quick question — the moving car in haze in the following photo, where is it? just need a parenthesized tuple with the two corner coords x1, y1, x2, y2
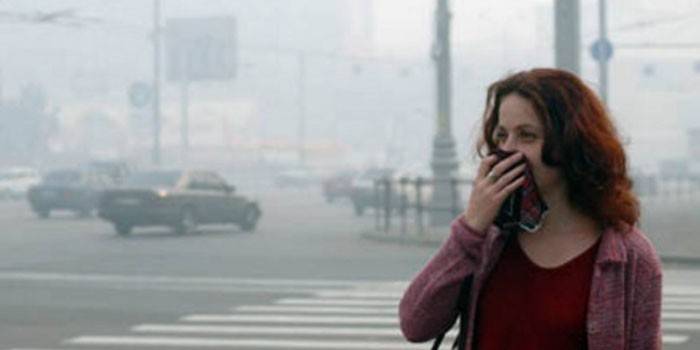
(97, 169, 262, 236)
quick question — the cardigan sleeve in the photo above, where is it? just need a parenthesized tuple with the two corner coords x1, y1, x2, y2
(398, 217, 489, 342)
(628, 268, 663, 350)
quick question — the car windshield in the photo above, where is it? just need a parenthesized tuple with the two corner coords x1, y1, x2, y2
(43, 171, 82, 185)
(124, 171, 181, 188)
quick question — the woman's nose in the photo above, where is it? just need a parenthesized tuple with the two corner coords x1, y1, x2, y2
(501, 136, 518, 152)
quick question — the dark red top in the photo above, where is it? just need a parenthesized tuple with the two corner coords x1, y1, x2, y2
(474, 235, 601, 350)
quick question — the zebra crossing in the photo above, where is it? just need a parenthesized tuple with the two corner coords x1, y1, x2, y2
(7, 278, 700, 349)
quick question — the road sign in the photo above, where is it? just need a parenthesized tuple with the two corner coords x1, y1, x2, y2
(166, 17, 237, 82)
(590, 38, 613, 62)
(128, 82, 152, 108)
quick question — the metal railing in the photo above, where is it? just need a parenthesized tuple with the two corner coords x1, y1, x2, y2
(370, 174, 700, 236)
(372, 176, 473, 235)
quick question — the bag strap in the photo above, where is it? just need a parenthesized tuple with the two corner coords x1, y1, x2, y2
(429, 274, 473, 350)
(431, 333, 446, 350)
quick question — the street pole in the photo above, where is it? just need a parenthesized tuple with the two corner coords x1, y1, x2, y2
(430, 0, 459, 226)
(180, 61, 190, 163)
(554, 0, 580, 74)
(152, 0, 162, 166)
(598, 0, 609, 105)
(297, 53, 306, 167)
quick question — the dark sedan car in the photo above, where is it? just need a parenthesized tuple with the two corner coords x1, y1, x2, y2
(27, 169, 117, 218)
(97, 170, 261, 236)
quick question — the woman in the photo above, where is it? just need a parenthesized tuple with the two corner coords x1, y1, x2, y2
(399, 68, 662, 350)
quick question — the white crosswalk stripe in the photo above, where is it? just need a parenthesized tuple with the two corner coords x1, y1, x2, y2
(181, 314, 399, 325)
(233, 305, 397, 314)
(132, 324, 439, 337)
(664, 334, 691, 344)
(58, 279, 426, 349)
(661, 287, 700, 345)
(8, 278, 700, 349)
(275, 298, 398, 306)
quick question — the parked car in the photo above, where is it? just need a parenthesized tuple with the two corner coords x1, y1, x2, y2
(350, 162, 475, 217)
(0, 167, 41, 200)
(349, 167, 400, 216)
(97, 169, 262, 236)
(321, 169, 358, 203)
(86, 160, 130, 185)
(27, 168, 118, 218)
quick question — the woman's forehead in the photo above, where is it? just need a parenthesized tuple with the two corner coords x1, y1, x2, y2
(497, 94, 542, 129)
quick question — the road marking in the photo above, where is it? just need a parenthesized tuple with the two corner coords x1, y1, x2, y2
(663, 286, 700, 296)
(663, 312, 700, 320)
(182, 314, 398, 325)
(234, 305, 397, 314)
(664, 304, 700, 311)
(315, 291, 402, 299)
(67, 336, 427, 349)
(276, 298, 398, 306)
(662, 334, 690, 344)
(0, 271, 397, 288)
(0, 272, 408, 295)
(133, 324, 458, 338)
(664, 297, 700, 305)
(664, 322, 700, 331)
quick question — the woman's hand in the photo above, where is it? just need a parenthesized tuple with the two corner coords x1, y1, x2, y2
(462, 152, 527, 234)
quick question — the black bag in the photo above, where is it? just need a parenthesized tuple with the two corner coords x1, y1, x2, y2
(431, 274, 473, 350)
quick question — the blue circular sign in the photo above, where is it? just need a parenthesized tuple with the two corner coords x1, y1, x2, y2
(128, 82, 152, 108)
(590, 38, 614, 62)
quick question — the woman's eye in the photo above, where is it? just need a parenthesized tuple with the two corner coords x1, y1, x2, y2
(520, 132, 536, 140)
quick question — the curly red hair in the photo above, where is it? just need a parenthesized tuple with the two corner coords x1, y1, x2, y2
(477, 68, 639, 231)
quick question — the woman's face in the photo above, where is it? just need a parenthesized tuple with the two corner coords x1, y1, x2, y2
(493, 93, 563, 194)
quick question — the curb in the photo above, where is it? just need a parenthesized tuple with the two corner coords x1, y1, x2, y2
(361, 230, 446, 247)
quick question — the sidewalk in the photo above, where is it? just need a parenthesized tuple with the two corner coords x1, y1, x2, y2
(362, 196, 700, 267)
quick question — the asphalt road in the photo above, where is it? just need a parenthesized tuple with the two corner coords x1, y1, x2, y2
(0, 187, 699, 349)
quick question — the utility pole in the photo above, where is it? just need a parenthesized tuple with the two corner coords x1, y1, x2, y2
(152, 0, 162, 165)
(554, 0, 580, 74)
(429, 0, 459, 226)
(297, 53, 306, 167)
(180, 55, 190, 162)
(598, 0, 609, 104)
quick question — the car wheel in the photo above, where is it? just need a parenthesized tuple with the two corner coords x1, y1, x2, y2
(239, 205, 261, 232)
(174, 206, 197, 235)
(114, 222, 132, 236)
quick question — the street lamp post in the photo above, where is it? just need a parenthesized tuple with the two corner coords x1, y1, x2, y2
(429, 0, 459, 226)
(598, 0, 609, 105)
(152, 0, 162, 166)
